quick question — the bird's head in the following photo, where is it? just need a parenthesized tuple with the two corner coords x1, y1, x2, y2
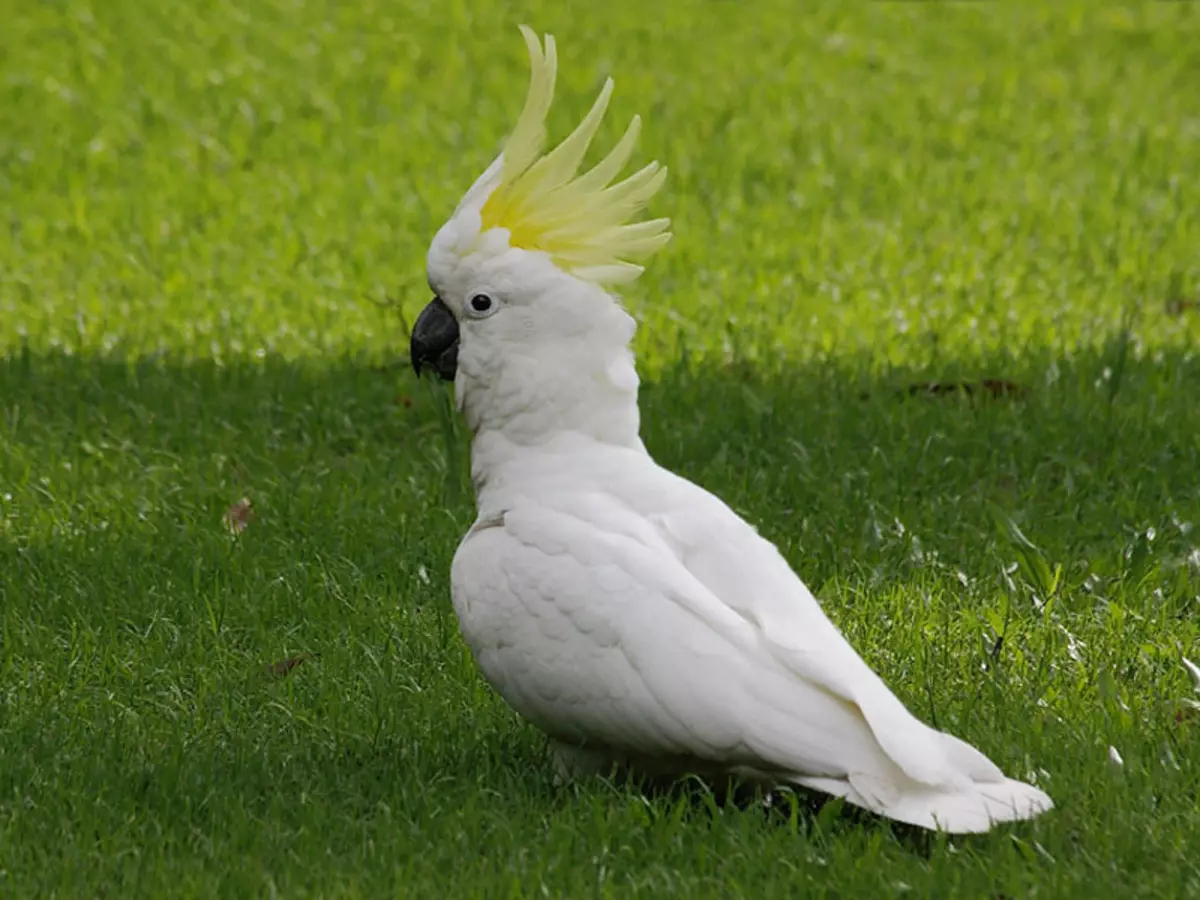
(411, 26, 671, 441)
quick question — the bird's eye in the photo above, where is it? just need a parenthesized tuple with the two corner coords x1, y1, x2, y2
(467, 293, 495, 317)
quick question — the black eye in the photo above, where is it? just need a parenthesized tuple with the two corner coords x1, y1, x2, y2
(469, 294, 493, 313)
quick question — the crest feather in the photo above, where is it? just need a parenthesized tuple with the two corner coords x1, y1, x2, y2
(478, 25, 671, 285)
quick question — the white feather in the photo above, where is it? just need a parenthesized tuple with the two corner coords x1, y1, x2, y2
(448, 429, 1052, 834)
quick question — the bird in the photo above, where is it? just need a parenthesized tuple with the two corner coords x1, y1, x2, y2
(409, 25, 1053, 834)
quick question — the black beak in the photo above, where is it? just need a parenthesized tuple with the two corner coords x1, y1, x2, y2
(410, 297, 459, 381)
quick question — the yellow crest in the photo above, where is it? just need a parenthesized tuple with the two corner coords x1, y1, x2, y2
(478, 26, 672, 285)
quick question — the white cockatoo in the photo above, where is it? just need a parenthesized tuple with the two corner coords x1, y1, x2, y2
(410, 26, 1053, 834)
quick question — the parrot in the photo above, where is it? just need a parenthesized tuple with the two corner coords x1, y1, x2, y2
(409, 25, 1053, 834)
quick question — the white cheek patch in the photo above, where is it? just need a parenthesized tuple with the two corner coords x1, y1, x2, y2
(605, 355, 638, 392)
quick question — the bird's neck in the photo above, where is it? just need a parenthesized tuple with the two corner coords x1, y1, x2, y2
(461, 334, 647, 497)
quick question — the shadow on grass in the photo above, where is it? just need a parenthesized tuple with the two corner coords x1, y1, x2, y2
(580, 765, 953, 855)
(3, 335, 1197, 568)
(1, 339, 1198, 848)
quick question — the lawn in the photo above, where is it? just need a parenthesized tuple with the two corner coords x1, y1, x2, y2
(2, 0, 1200, 896)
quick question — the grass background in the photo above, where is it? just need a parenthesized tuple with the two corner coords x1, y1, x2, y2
(3, 0, 1200, 896)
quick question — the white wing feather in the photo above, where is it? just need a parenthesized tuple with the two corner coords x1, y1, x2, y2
(454, 503, 903, 775)
(451, 446, 1052, 833)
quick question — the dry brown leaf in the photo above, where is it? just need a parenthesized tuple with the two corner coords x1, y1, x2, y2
(223, 497, 255, 534)
(1165, 296, 1199, 317)
(266, 655, 310, 677)
(904, 379, 1027, 399)
(1174, 698, 1200, 725)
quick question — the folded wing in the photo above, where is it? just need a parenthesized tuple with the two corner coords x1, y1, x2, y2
(452, 492, 1050, 832)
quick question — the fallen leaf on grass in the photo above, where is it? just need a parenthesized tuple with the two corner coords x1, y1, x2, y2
(903, 379, 1027, 399)
(223, 498, 254, 534)
(265, 655, 310, 677)
(1165, 296, 1199, 317)
(1173, 702, 1200, 725)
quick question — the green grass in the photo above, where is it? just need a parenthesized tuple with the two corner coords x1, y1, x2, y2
(3, 0, 1200, 895)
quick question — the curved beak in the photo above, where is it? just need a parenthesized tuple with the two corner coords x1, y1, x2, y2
(410, 297, 459, 381)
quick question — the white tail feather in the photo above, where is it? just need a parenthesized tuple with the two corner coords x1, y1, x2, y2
(794, 772, 1053, 834)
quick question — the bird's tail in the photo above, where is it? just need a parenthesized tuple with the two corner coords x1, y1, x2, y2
(793, 770, 1053, 834)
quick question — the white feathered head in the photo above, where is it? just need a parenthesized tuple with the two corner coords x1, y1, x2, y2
(412, 25, 671, 389)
